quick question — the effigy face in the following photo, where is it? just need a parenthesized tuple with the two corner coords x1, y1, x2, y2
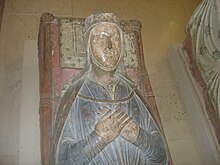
(90, 22, 121, 70)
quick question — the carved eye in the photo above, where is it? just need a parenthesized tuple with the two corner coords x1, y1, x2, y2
(100, 32, 108, 39)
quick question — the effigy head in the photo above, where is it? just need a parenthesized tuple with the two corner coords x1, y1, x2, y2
(83, 13, 123, 71)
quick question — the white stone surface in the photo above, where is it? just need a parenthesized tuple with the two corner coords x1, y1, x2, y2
(19, 40, 40, 165)
(168, 44, 220, 165)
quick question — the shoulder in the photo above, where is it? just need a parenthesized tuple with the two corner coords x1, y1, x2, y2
(117, 74, 136, 90)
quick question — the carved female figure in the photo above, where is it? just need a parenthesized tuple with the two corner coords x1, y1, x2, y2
(51, 13, 168, 165)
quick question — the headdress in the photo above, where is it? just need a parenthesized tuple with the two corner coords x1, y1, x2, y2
(83, 13, 122, 36)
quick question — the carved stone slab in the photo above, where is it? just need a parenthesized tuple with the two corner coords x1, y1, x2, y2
(38, 13, 172, 165)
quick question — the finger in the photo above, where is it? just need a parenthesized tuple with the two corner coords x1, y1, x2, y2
(100, 109, 112, 120)
(113, 109, 122, 115)
(115, 111, 125, 119)
(101, 110, 122, 121)
(120, 117, 132, 128)
(111, 113, 128, 129)
(110, 110, 123, 119)
(98, 107, 110, 116)
(113, 114, 130, 130)
(118, 113, 129, 122)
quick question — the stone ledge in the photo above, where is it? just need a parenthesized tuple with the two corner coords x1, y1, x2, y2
(168, 44, 220, 165)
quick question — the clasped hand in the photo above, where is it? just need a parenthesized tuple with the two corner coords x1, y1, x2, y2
(95, 109, 139, 143)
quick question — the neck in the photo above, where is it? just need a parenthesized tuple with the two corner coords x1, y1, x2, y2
(89, 64, 117, 87)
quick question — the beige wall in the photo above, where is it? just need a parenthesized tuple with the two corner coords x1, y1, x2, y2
(0, 0, 201, 164)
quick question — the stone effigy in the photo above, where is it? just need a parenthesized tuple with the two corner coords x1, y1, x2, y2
(168, 0, 220, 163)
(181, 0, 220, 146)
(183, 0, 220, 117)
(38, 13, 170, 165)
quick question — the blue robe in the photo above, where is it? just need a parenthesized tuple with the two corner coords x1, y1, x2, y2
(56, 74, 168, 165)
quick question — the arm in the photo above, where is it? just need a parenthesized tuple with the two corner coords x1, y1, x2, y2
(121, 120, 167, 164)
(133, 128, 167, 164)
(58, 110, 131, 164)
(62, 131, 107, 164)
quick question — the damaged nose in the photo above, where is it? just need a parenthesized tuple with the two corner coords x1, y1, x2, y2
(107, 37, 112, 49)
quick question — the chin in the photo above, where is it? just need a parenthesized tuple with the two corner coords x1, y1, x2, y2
(104, 65, 118, 72)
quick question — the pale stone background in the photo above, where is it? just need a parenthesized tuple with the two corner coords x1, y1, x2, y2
(0, 0, 202, 164)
